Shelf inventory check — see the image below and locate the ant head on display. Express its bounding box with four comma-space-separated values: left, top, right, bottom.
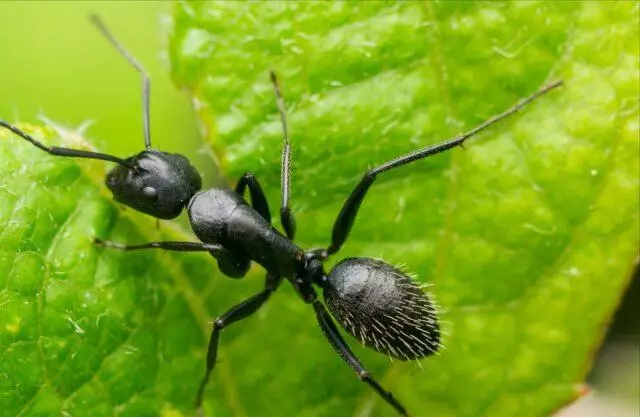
106, 150, 202, 219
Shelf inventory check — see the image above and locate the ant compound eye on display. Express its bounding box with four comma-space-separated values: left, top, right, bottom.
142, 186, 158, 200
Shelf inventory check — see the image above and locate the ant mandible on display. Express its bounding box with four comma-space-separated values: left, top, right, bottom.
0, 15, 563, 417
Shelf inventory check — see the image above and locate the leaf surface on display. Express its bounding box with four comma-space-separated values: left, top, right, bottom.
1, 2, 638, 417
169, 2, 639, 416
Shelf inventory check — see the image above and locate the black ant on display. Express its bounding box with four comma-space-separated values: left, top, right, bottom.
0, 15, 563, 417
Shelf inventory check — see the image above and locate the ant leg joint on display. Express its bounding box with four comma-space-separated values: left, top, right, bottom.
358, 371, 371, 381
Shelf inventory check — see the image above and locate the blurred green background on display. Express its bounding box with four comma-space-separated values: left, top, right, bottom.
1, 2, 637, 416
0, 1, 209, 174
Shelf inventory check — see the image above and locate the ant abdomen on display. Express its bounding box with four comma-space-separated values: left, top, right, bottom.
323, 257, 440, 360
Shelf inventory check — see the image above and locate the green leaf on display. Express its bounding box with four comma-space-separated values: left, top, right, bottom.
0, 2, 637, 417
0, 125, 220, 416
168, 1, 639, 416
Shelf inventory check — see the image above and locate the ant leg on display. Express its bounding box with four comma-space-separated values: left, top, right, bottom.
196, 274, 283, 411
312, 300, 409, 416
270, 71, 296, 240
94, 238, 250, 278
326, 80, 564, 255
235, 172, 272, 223
90, 15, 152, 149
94, 238, 223, 252
0, 120, 135, 168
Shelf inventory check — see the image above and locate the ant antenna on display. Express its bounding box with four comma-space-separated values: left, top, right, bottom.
0, 120, 136, 168
90, 14, 152, 149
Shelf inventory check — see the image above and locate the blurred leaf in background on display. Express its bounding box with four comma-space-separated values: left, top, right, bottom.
0, 1, 204, 168
1, 2, 639, 417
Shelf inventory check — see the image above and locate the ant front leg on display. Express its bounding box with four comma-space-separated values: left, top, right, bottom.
196, 273, 283, 412
312, 300, 410, 416
235, 172, 272, 223
270, 71, 296, 240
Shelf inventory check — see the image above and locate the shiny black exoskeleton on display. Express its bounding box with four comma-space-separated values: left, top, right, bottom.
0, 15, 564, 417
106, 150, 202, 219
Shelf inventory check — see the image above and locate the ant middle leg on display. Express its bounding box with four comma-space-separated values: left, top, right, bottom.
195, 273, 283, 411
94, 239, 222, 252
93, 238, 250, 278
